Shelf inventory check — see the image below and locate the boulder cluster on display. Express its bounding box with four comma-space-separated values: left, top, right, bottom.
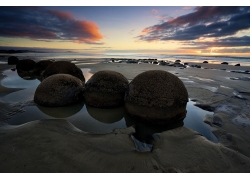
8, 56, 189, 125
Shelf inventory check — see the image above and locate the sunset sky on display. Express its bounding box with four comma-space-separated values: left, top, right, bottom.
1, 3, 250, 56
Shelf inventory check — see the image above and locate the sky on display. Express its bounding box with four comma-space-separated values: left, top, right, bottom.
1, 2, 250, 56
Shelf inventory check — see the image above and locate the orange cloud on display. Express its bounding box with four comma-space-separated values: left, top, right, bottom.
0, 7, 103, 44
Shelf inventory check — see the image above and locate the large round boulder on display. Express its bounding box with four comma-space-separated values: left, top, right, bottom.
33, 60, 53, 75
41, 61, 85, 82
34, 74, 85, 107
8, 56, 19, 65
16, 59, 36, 71
84, 70, 129, 108
124, 70, 188, 125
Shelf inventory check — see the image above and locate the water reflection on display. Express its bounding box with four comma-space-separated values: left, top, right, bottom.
1, 69, 40, 89
86, 105, 126, 124
131, 119, 184, 152
17, 69, 38, 80
37, 102, 85, 118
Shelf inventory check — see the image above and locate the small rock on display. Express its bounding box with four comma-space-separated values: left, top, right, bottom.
226, 133, 233, 141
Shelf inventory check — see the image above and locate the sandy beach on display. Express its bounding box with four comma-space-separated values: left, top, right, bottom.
1, 57, 250, 172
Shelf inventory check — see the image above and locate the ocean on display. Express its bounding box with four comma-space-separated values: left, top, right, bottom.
1, 51, 250, 66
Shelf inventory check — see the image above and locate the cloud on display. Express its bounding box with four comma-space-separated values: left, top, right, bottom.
183, 36, 250, 48
137, 6, 250, 43
0, 7, 103, 44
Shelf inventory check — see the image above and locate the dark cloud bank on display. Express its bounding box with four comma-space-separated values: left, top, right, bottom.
137, 6, 250, 47
0, 7, 103, 44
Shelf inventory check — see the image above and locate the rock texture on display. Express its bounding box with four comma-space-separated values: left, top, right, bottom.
84, 70, 129, 108
16, 59, 36, 71
34, 74, 84, 107
33, 60, 53, 75
8, 56, 19, 65
41, 61, 85, 82
124, 70, 188, 125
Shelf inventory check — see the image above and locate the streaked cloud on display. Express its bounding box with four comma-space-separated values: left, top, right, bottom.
0, 7, 103, 44
137, 6, 250, 43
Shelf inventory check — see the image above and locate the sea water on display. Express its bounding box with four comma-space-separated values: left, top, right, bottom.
1, 51, 250, 66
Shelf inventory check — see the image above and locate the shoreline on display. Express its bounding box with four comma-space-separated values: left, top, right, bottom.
1, 58, 250, 172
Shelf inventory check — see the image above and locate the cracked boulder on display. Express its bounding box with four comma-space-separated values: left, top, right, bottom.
41, 61, 85, 83
84, 70, 129, 108
34, 74, 85, 107
124, 70, 188, 125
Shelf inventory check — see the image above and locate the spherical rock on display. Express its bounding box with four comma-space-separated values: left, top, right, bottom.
203, 61, 208, 63
33, 60, 53, 75
16, 59, 36, 71
84, 70, 129, 108
41, 61, 85, 82
235, 63, 240, 66
124, 70, 188, 125
34, 74, 84, 107
8, 56, 19, 65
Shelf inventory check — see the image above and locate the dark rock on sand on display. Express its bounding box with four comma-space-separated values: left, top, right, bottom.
41, 61, 85, 82
8, 56, 19, 65
16, 59, 36, 71
84, 70, 129, 108
221, 62, 228, 65
175, 60, 181, 63
124, 70, 188, 125
203, 61, 208, 63
33, 60, 53, 75
226, 133, 233, 141
235, 63, 240, 66
34, 74, 84, 107
184, 63, 189, 65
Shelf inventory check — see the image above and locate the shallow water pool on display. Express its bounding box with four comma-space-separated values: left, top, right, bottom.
0, 68, 217, 144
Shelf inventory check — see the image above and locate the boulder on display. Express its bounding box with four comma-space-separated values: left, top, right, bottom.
8, 56, 19, 65
41, 61, 85, 82
235, 63, 240, 66
16, 59, 36, 71
175, 60, 181, 63
33, 60, 53, 75
124, 70, 188, 125
203, 61, 208, 63
221, 62, 228, 65
84, 70, 129, 108
34, 74, 84, 107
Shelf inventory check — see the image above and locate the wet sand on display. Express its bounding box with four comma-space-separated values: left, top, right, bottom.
1, 58, 250, 172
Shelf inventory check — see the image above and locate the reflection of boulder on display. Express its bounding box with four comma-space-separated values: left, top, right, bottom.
16, 59, 36, 71
36, 102, 84, 118
125, 70, 188, 125
8, 56, 19, 65
17, 69, 37, 80
41, 61, 85, 82
132, 119, 184, 145
34, 74, 85, 107
86, 105, 126, 124
84, 70, 129, 108
33, 60, 53, 75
